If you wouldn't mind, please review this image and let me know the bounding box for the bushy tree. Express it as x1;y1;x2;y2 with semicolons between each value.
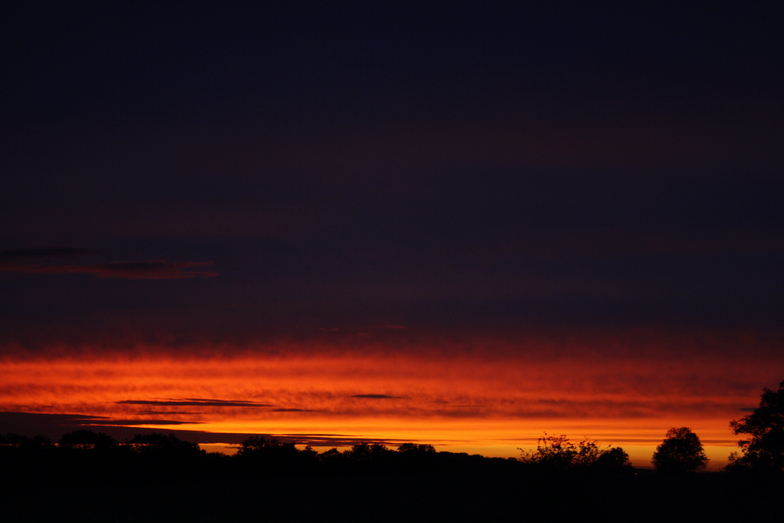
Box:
729;380;784;472
1;433;54;449
344;442;394;473
236;436;298;459
592;446;633;473
127;432;203;457
58;429;118;451
651;427;708;474
346;442;391;461
519;433;630;472
398;443;435;454
235;436;317;474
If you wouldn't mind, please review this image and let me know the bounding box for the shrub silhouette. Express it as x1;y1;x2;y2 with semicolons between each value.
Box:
651;427;708;474
729;380;784;472
519;433;630;472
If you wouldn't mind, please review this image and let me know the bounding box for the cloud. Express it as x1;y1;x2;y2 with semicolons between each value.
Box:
351;394;406;399
270;434;412;448
88;261;217;279
93;419;193;426
0;411;109;428
1;350;777;456
0;411;193;435
117;398;272;408
0;247;94;260
0;259;217;279
137;410;197;415
0;411;400;448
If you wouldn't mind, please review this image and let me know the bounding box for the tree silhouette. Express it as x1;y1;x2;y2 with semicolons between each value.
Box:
346;442;391;462
592;446;632;473
343;442;393;473
58;429;118;450
729;380;784;472
397;443;436;454
519;433;630;472
1;433;54;449
235;436;310;475
127;432;203;458
651;427;708;474
237;436;298;458
397;443;437;473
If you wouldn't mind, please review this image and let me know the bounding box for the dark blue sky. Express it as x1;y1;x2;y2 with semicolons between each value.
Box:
2;2;783;350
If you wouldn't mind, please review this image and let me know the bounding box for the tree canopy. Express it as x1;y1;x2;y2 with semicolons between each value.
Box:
519;433;631;473
127;432;203;457
651;427;708;474
58;429;118;451
729;380;784;472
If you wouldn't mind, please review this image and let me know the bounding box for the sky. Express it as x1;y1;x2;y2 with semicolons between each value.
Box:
2;2;783;469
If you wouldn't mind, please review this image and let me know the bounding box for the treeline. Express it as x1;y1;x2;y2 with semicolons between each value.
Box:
2;379;782;489
0;430;635;488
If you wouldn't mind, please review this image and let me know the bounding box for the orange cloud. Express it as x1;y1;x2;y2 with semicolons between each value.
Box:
1;341;778;472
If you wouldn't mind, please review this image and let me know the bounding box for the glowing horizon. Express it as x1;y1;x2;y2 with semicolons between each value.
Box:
2;336;775;471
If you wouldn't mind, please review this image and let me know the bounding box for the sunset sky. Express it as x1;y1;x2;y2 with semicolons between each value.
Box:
2;2;783;469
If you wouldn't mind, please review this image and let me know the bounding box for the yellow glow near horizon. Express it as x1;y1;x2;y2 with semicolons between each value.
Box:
0;349;766;472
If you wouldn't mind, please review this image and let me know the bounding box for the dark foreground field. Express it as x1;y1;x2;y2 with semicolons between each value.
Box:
3;471;783;522
2;434;782;522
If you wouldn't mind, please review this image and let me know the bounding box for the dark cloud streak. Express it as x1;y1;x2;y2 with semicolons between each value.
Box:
0;248;94;260
118;399;271;408
0;260;217;280
352;394;407;400
0;411;193;433
0;411;399;448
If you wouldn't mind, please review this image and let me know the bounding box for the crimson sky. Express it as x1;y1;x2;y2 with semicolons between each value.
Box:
2;2;783;467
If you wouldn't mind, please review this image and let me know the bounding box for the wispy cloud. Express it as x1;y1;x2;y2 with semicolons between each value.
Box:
0;411;399;448
0;411;193;430
137;410;197;415
0;248;94;260
0;259;217;279
351;394;406;399
118;398;271;408
1;350;778;459
94;418;194;426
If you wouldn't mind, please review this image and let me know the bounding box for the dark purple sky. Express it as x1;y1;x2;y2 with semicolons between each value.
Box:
2;2;783;350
